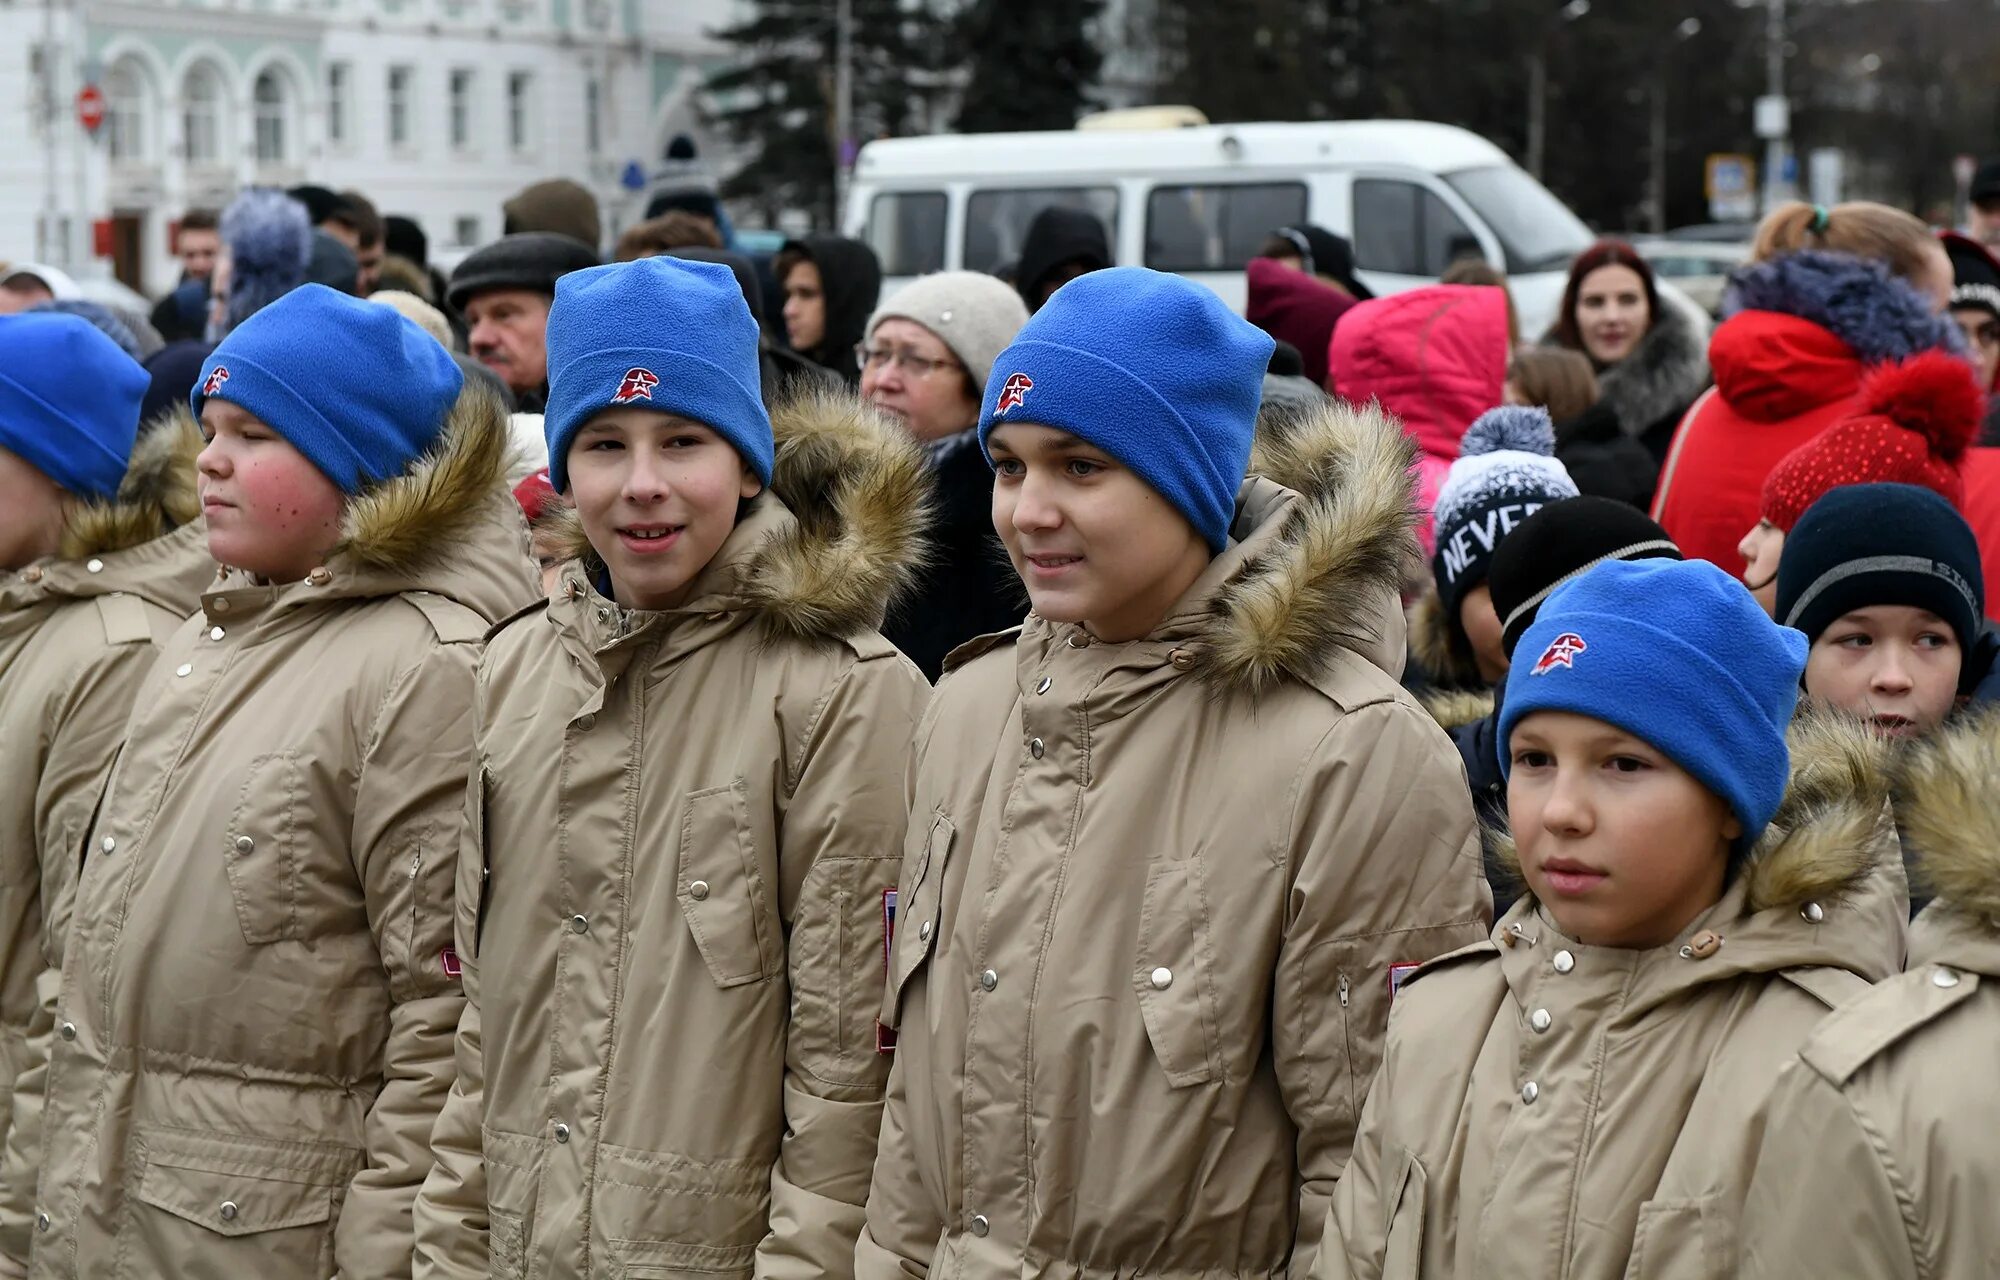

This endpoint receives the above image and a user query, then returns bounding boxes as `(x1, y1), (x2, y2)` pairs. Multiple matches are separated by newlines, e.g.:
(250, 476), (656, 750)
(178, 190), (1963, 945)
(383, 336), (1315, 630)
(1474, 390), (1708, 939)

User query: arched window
(105, 60), (150, 163)
(253, 69), (288, 163)
(183, 63), (224, 164)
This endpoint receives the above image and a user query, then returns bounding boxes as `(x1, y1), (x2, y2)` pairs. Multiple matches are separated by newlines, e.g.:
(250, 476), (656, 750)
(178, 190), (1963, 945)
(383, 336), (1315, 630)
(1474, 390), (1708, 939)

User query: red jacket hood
(1709, 309), (1864, 425)
(1326, 284), (1508, 462)
(1245, 257), (1356, 388)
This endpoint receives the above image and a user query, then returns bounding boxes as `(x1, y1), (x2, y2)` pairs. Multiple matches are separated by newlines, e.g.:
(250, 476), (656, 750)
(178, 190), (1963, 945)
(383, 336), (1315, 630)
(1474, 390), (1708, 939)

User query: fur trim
(552, 389), (933, 640)
(1594, 302), (1710, 438)
(1894, 704), (2000, 920)
(1722, 250), (1965, 368)
(1421, 686), (1494, 731)
(1197, 398), (1418, 695)
(57, 410), (203, 560)
(1744, 708), (1893, 912)
(339, 378), (513, 573)
(1407, 588), (1485, 689)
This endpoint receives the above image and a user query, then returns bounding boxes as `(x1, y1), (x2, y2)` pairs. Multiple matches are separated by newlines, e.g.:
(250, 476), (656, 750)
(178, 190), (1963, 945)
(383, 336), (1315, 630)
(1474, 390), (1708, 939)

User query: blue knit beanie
(544, 256), (772, 493)
(1499, 557), (1808, 847)
(192, 283), (464, 494)
(0, 312), (147, 500)
(977, 267), (1275, 552)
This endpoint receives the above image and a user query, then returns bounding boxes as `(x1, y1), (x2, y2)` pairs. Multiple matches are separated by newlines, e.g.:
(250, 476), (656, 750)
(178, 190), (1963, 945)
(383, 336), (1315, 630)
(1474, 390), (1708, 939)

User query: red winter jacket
(1960, 447), (2000, 620)
(1327, 284), (1509, 552)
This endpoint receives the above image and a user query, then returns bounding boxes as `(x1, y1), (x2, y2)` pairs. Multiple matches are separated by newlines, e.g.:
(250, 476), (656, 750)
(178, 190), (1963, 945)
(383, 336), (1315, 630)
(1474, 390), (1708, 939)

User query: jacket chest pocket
(676, 782), (781, 988)
(1626, 1196), (1734, 1280)
(1134, 858), (1224, 1088)
(885, 813), (953, 1028)
(128, 1127), (360, 1280)
(224, 753), (308, 945)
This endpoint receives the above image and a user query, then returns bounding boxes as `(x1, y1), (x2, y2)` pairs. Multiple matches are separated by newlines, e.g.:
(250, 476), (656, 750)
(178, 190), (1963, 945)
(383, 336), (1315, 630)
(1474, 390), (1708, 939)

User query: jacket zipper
(1337, 974), (1350, 1007)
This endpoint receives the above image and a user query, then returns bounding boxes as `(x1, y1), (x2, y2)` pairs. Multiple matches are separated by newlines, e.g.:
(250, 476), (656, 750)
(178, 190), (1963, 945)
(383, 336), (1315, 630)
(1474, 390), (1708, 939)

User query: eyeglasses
(855, 344), (963, 379)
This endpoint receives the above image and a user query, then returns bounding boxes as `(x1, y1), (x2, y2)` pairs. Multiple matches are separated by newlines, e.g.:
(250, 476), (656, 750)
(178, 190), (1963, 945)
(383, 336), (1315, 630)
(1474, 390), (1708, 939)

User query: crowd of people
(1, 153), (1998, 1280)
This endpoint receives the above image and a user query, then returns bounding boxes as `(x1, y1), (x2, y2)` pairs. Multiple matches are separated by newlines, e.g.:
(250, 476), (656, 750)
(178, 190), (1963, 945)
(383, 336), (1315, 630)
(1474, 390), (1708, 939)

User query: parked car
(1632, 237), (1751, 316)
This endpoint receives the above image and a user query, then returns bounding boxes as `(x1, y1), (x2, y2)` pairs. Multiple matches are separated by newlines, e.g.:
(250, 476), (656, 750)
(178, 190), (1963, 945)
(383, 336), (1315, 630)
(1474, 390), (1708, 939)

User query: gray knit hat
(865, 270), (1028, 391)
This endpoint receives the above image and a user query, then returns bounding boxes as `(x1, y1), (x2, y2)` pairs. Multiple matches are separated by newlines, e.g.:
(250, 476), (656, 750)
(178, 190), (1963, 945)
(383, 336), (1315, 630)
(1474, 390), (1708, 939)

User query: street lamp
(1527, 0), (1592, 181)
(1648, 17), (1703, 233)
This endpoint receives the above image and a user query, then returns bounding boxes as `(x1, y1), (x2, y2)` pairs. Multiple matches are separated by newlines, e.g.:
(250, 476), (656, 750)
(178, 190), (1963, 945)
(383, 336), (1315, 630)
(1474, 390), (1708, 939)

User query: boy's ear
(739, 463), (763, 501)
(1721, 813), (1744, 843)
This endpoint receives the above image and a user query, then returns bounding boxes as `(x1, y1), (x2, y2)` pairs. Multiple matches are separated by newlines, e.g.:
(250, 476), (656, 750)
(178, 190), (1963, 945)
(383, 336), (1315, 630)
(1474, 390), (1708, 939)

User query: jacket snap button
(1800, 902), (1824, 923)
(85, 559), (103, 574)
(1035, 677), (1051, 695)
(1150, 967), (1173, 990)
(1029, 738), (1045, 759)
(1520, 1081), (1540, 1104)
(218, 1201), (238, 1222)
(209, 626), (225, 641)
(210, 597), (230, 615)
(58, 1022), (75, 1041)
(970, 1213), (990, 1237)
(1933, 966), (1962, 988)
(1553, 950), (1575, 973)
(554, 1121), (571, 1142)
(689, 881), (710, 901)
(1530, 1009), (1552, 1033)
(175, 663), (193, 677)
(234, 835), (254, 855)
(576, 713), (596, 731)
(1067, 634), (1088, 649)
(100, 836), (115, 854)
(919, 920), (933, 941)
(570, 915), (589, 934)
(34, 1212), (47, 1232)
(307, 567), (332, 586)
(979, 969), (998, 992)
(1169, 649), (1194, 670)
(22, 567), (41, 584)
(1684, 931), (1723, 960)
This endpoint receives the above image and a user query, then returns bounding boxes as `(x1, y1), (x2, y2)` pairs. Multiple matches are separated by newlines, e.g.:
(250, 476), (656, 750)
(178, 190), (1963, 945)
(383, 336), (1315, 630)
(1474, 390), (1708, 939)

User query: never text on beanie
(865, 271), (1029, 392)
(978, 266), (1274, 553)
(1776, 482), (1985, 655)
(1760, 350), (1981, 531)
(192, 283), (464, 495)
(1500, 558), (1807, 848)
(0, 313), (148, 500)
(1488, 496), (1681, 657)
(1430, 405), (1579, 618)
(544, 256), (773, 493)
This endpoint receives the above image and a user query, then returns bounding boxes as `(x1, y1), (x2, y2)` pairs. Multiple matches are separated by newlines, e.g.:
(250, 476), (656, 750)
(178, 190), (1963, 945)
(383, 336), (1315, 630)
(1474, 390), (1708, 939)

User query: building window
(105, 61), (148, 163)
(507, 71), (532, 152)
(585, 79), (600, 155)
(182, 64), (224, 164)
(253, 70), (288, 164)
(455, 215), (480, 247)
(449, 68), (474, 150)
(327, 62), (350, 146)
(388, 65), (414, 148)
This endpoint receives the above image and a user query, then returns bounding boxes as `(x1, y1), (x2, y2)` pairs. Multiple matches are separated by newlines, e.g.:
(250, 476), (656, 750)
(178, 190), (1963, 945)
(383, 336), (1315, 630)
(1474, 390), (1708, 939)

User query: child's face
(0, 446), (65, 570)
(528, 521), (565, 596)
(1737, 520), (1783, 618)
(989, 422), (1212, 644)
(1459, 582), (1508, 683)
(197, 401), (345, 584)
(1508, 710), (1740, 949)
(564, 408), (760, 612)
(1804, 605), (1961, 737)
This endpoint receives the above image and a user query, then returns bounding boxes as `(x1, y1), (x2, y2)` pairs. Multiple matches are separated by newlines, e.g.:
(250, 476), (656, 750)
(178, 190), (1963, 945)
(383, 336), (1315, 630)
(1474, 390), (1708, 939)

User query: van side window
(1354, 179), (1482, 277)
(964, 188), (1118, 275)
(865, 192), (948, 277)
(1144, 183), (1307, 272)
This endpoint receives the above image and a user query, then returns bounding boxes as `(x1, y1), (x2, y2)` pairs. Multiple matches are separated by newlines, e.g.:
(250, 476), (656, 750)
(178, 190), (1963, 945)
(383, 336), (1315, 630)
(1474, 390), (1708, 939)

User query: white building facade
(0, 0), (746, 297)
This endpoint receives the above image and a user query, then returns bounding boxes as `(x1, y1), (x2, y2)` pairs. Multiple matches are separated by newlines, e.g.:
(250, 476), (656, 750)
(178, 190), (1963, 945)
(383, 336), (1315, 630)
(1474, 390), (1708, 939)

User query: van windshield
(1443, 167), (1592, 274)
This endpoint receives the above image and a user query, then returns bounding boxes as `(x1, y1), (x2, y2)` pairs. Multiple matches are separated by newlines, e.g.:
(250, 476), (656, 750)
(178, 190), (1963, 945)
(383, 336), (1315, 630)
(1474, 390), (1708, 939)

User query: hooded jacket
(1737, 708), (2000, 1280)
(0, 420), (211, 1214)
(4, 383), (539, 1280)
(411, 394), (934, 1280)
(1318, 711), (1910, 1280)
(1651, 252), (1963, 569)
(1325, 286), (1510, 555)
(855, 400), (1492, 1280)
(1246, 258), (1357, 389)
(1013, 207), (1112, 313)
(787, 235), (884, 386)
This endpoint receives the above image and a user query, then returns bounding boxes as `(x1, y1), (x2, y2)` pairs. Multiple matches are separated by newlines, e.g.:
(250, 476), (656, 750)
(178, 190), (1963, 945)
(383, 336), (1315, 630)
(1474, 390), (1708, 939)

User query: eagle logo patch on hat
(201, 366), (230, 396)
(1533, 632), (1588, 675)
(613, 366), (660, 404)
(996, 372), (1034, 415)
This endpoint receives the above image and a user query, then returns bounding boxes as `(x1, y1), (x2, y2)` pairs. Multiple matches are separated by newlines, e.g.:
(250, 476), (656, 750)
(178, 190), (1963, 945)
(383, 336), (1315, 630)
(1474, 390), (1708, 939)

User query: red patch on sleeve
(1388, 962), (1421, 1002)
(441, 946), (462, 979)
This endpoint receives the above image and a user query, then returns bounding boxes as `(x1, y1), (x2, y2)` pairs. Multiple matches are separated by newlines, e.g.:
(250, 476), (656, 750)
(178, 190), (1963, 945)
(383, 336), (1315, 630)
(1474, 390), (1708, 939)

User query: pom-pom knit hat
(1760, 350), (1981, 531)
(193, 284), (464, 494)
(978, 266), (1274, 553)
(0, 312), (148, 500)
(1501, 557), (1807, 850)
(544, 256), (772, 493)
(1431, 405), (1579, 618)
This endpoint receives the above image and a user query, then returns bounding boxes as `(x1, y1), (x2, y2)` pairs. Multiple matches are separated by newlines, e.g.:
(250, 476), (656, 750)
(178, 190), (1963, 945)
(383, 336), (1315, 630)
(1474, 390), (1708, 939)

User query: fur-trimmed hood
(1407, 587), (1487, 693)
(552, 389), (932, 642)
(1545, 300), (1710, 441)
(1896, 705), (2000, 924)
(57, 410), (203, 560)
(1721, 250), (1963, 368)
(1170, 398), (1418, 696)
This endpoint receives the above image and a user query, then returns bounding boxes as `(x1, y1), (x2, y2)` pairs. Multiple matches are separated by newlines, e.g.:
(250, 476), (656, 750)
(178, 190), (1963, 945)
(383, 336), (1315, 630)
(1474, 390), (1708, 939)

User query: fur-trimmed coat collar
(1722, 250), (1964, 367)
(1408, 587), (1487, 693)
(552, 390), (932, 643)
(1896, 706), (2000, 925)
(57, 411), (203, 561)
(1591, 302), (1710, 440)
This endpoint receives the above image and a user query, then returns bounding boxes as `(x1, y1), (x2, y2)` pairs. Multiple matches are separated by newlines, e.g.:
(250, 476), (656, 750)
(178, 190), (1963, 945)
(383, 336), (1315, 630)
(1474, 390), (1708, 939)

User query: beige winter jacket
(1318, 712), (1910, 1280)
(4, 383), (539, 1280)
(856, 401), (1492, 1280)
(1738, 708), (2000, 1280)
(412, 394), (934, 1280)
(0, 419), (211, 1254)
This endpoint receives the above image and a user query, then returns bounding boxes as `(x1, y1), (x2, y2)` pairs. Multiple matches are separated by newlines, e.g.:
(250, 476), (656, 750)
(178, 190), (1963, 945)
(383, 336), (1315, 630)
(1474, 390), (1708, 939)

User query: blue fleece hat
(977, 267), (1275, 552)
(192, 283), (463, 494)
(0, 312), (147, 500)
(1499, 558), (1808, 847)
(544, 256), (772, 493)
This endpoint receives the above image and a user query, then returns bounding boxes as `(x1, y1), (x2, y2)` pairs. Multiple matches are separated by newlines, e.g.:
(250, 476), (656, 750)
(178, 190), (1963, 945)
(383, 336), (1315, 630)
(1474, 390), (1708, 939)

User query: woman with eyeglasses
(859, 271), (1032, 679)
